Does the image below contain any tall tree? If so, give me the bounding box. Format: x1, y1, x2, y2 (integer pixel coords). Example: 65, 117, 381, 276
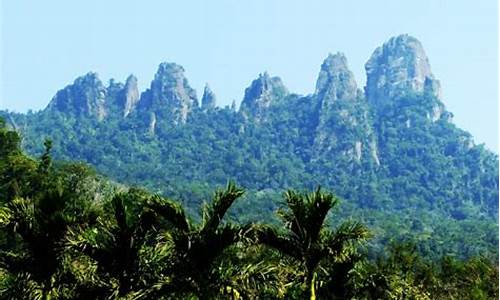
147, 181, 251, 298
255, 187, 369, 299
0, 142, 99, 300
65, 189, 162, 299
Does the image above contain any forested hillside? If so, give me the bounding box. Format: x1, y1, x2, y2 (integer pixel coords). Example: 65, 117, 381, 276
0, 119, 498, 299
1, 34, 498, 261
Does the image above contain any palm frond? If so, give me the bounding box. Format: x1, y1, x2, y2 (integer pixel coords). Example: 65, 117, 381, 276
188, 224, 250, 272
65, 221, 114, 260
111, 194, 129, 233
282, 190, 307, 240
0, 272, 43, 300
211, 223, 249, 249
305, 187, 338, 243
0, 197, 36, 236
323, 221, 370, 257
200, 181, 244, 235
146, 195, 190, 233
282, 187, 338, 245
253, 224, 300, 259
0, 250, 31, 274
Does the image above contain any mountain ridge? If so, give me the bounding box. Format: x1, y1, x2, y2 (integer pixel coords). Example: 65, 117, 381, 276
27, 35, 441, 124
1, 34, 497, 259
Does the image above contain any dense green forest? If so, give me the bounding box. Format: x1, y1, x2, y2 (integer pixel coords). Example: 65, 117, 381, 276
1, 35, 497, 261
0, 118, 498, 299
0, 34, 498, 298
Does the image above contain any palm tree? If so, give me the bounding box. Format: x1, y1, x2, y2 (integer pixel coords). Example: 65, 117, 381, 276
65, 189, 162, 299
0, 141, 99, 300
0, 177, 98, 299
146, 181, 251, 298
0, 119, 38, 201
254, 187, 369, 299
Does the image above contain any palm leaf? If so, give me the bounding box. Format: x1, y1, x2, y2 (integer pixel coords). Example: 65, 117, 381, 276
146, 195, 190, 233
200, 181, 244, 235
253, 224, 300, 259
112, 194, 129, 233
304, 187, 338, 244
282, 187, 338, 246
322, 221, 370, 258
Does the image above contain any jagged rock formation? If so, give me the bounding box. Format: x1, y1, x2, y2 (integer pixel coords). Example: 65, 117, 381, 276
365, 35, 442, 105
201, 84, 216, 110
46, 72, 107, 120
4, 34, 497, 230
315, 52, 359, 103
312, 53, 379, 165
138, 63, 198, 126
123, 75, 140, 117
148, 112, 156, 135
105, 79, 124, 117
239, 72, 288, 121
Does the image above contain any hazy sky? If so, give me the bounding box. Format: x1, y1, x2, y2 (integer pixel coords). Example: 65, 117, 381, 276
1, 1, 498, 151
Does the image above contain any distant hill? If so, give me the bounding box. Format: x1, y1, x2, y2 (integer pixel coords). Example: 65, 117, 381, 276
2, 34, 498, 258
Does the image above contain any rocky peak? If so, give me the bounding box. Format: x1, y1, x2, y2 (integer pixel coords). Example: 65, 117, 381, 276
239, 72, 288, 120
201, 84, 216, 110
139, 62, 198, 125
123, 75, 139, 117
315, 52, 358, 102
312, 54, 379, 166
105, 79, 123, 112
107, 78, 124, 91
46, 72, 107, 120
365, 34, 442, 106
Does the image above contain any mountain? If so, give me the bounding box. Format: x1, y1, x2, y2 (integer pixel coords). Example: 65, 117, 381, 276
46, 72, 107, 120
1, 34, 497, 258
201, 84, 217, 111
240, 72, 289, 121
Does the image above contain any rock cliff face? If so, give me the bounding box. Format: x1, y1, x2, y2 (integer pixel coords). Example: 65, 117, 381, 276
2, 34, 498, 232
46, 72, 107, 120
239, 72, 288, 121
38, 34, 451, 147
123, 75, 140, 117
365, 34, 442, 106
315, 52, 359, 103
201, 84, 216, 110
138, 63, 198, 126
313, 54, 378, 165
105, 79, 124, 113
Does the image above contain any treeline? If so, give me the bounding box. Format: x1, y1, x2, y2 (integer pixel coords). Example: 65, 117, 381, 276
6, 91, 499, 261
0, 119, 498, 299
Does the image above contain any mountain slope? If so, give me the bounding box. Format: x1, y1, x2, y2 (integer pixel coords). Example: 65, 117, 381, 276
2, 34, 498, 258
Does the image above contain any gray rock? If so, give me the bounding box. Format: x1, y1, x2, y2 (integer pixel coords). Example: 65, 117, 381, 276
105, 79, 124, 112
239, 72, 288, 121
47, 72, 107, 120
149, 112, 156, 135
315, 52, 358, 103
123, 75, 139, 117
139, 63, 198, 125
201, 84, 216, 110
354, 141, 362, 162
312, 53, 379, 165
365, 34, 442, 107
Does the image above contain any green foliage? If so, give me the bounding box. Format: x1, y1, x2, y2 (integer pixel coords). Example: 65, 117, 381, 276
145, 182, 252, 298
2, 91, 497, 260
0, 115, 497, 299
351, 241, 499, 299
0, 137, 101, 299
254, 187, 370, 299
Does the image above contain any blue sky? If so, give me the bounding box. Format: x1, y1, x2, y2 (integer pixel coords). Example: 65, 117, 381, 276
1, 0, 498, 151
